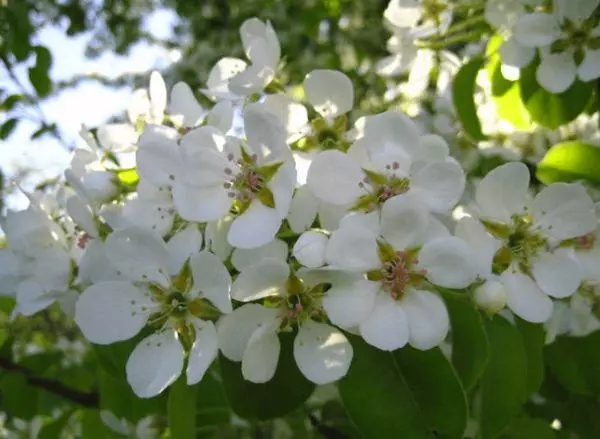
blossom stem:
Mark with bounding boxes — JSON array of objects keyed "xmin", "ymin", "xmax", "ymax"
[
  {"xmin": 416, "ymin": 30, "xmax": 486, "ymax": 49},
  {"xmin": 443, "ymin": 14, "xmax": 487, "ymax": 36}
]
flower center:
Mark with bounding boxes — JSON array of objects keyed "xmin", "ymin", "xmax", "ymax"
[
  {"xmin": 352, "ymin": 168, "xmax": 411, "ymax": 212},
  {"xmin": 368, "ymin": 248, "xmax": 426, "ymax": 300},
  {"xmin": 224, "ymin": 152, "xmax": 264, "ymax": 202},
  {"xmin": 490, "ymin": 214, "xmax": 547, "ymax": 274}
]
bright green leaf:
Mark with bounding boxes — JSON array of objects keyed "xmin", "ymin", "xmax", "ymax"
[
  {"xmin": 219, "ymin": 332, "xmax": 315, "ymax": 420},
  {"xmin": 479, "ymin": 316, "xmax": 528, "ymax": 439},
  {"xmin": 519, "ymin": 59, "xmax": 594, "ymax": 129},
  {"xmin": 452, "ymin": 56, "xmax": 488, "ymax": 141},
  {"xmin": 443, "ymin": 293, "xmax": 489, "ymax": 390},
  {"xmin": 168, "ymin": 375, "xmax": 197, "ymax": 439},
  {"xmin": 393, "ymin": 346, "xmax": 468, "ymax": 438},
  {"xmin": 115, "ymin": 168, "xmax": 140, "ymax": 189},
  {"xmin": 338, "ymin": 335, "xmax": 429, "ymax": 439},
  {"xmin": 537, "ymin": 141, "xmax": 600, "ymax": 186}
]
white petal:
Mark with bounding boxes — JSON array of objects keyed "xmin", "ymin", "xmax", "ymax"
[
  {"xmin": 304, "ymin": 69, "xmax": 353, "ymax": 118},
  {"xmin": 15, "ymin": 281, "xmax": 55, "ymax": 316},
  {"xmin": 578, "ymin": 49, "xmax": 600, "ymax": 82},
  {"xmin": 384, "ymin": 0, "xmax": 420, "ymax": 28},
  {"xmin": 532, "ymin": 251, "xmax": 582, "ymax": 298},
  {"xmin": 410, "ymin": 159, "xmax": 465, "ymax": 213},
  {"xmin": 418, "ymin": 237, "xmax": 478, "ymax": 288},
  {"xmin": 474, "ymin": 280, "xmax": 508, "ymax": 314},
  {"xmin": 241, "ymin": 322, "xmax": 281, "ymax": 383},
  {"xmin": 137, "ymin": 125, "xmax": 181, "ymax": 187},
  {"xmin": 536, "ymin": 51, "xmax": 577, "ymax": 94},
  {"xmin": 0, "ymin": 249, "xmax": 20, "ymax": 294},
  {"xmin": 205, "ymin": 215, "xmax": 234, "ymax": 261},
  {"xmin": 501, "ymin": 269, "xmax": 553, "ymax": 323},
  {"xmin": 244, "ymin": 103, "xmax": 288, "ymax": 157},
  {"xmin": 204, "ymin": 57, "xmax": 247, "ymax": 100},
  {"xmin": 307, "ymin": 150, "xmax": 363, "ymax": 205},
  {"xmin": 380, "ymin": 195, "xmax": 429, "ymax": 249},
  {"xmin": 288, "ymin": 185, "xmax": 319, "ymax": 233},
  {"xmin": 475, "ymin": 162, "xmax": 530, "ymax": 223},
  {"xmin": 240, "ymin": 18, "xmax": 280, "ymax": 68},
  {"xmin": 75, "ymin": 281, "xmax": 156, "ymax": 344},
  {"xmin": 454, "ymin": 216, "xmax": 501, "ymax": 278},
  {"xmin": 232, "ymin": 239, "xmax": 288, "ymax": 271},
  {"xmin": 105, "ymin": 228, "xmax": 170, "ymax": 285},
  {"xmin": 500, "ymin": 38, "xmax": 535, "ymax": 68},
  {"xmin": 359, "ymin": 293, "xmax": 409, "ymax": 351},
  {"xmin": 322, "ymin": 279, "xmax": 378, "ymax": 328},
  {"xmin": 269, "ymin": 160, "xmax": 297, "ymax": 218},
  {"xmin": 149, "ymin": 71, "xmax": 167, "ymax": 122},
  {"xmin": 530, "ymin": 183, "xmax": 596, "ymax": 240},
  {"xmin": 217, "ymin": 304, "xmax": 280, "ymax": 361},
  {"xmin": 415, "ymin": 134, "xmax": 449, "ymax": 163},
  {"xmin": 206, "ymin": 100, "xmax": 234, "ymax": 132},
  {"xmin": 401, "ymin": 289, "xmax": 450, "ymax": 350},
  {"xmin": 293, "ymin": 231, "xmax": 328, "ymax": 268},
  {"xmin": 554, "ymin": 0, "xmax": 600, "ymax": 22},
  {"xmin": 294, "ymin": 321, "xmax": 353, "ymax": 384},
  {"xmin": 485, "ymin": 0, "xmax": 524, "ymax": 30},
  {"xmin": 228, "ymin": 64, "xmax": 274, "ymax": 95},
  {"xmin": 166, "ymin": 225, "xmax": 203, "ymax": 275},
  {"xmin": 231, "ymin": 259, "xmax": 289, "ymax": 302},
  {"xmin": 575, "ymin": 244, "xmax": 600, "ymax": 283},
  {"xmin": 97, "ymin": 123, "xmax": 138, "ymax": 153},
  {"xmin": 172, "ymin": 183, "xmax": 231, "ymax": 223},
  {"xmin": 78, "ymin": 240, "xmax": 125, "ymax": 284},
  {"xmin": 186, "ymin": 320, "xmax": 218, "ymax": 384},
  {"xmin": 126, "ymin": 330, "xmax": 184, "ymax": 398},
  {"xmin": 168, "ymin": 82, "xmax": 205, "ymax": 127},
  {"xmin": 353, "ymin": 111, "xmax": 421, "ymax": 159},
  {"xmin": 325, "ymin": 223, "xmax": 380, "ymax": 271},
  {"xmin": 261, "ymin": 94, "xmax": 309, "ymax": 143},
  {"xmin": 227, "ymin": 202, "xmax": 282, "ymax": 249},
  {"xmin": 189, "ymin": 251, "xmax": 232, "ymax": 313},
  {"xmin": 514, "ymin": 13, "xmax": 561, "ymax": 47},
  {"xmin": 121, "ymin": 195, "xmax": 174, "ymax": 237}
]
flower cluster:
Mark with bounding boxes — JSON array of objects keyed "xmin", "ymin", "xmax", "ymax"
[{"xmin": 1, "ymin": 11, "xmax": 600, "ymax": 402}]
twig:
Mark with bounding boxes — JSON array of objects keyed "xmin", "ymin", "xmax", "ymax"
[{"xmin": 0, "ymin": 355, "xmax": 99, "ymax": 408}]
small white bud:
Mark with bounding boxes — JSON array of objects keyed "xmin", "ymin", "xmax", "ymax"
[{"xmin": 474, "ymin": 280, "xmax": 507, "ymax": 315}]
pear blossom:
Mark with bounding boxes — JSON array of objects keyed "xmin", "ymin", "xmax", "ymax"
[
  {"xmin": 321, "ymin": 196, "xmax": 477, "ymax": 351},
  {"xmin": 458, "ymin": 162, "xmax": 597, "ymax": 323},
  {"xmin": 307, "ymin": 111, "xmax": 465, "ymax": 215},
  {"xmin": 218, "ymin": 248, "xmax": 353, "ymax": 385},
  {"xmin": 74, "ymin": 227, "xmax": 231, "ymax": 397}
]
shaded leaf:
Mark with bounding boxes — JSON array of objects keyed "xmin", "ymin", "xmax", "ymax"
[{"xmin": 453, "ymin": 56, "xmax": 488, "ymax": 141}]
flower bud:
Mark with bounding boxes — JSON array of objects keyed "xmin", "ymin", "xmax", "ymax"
[{"xmin": 474, "ymin": 280, "xmax": 507, "ymax": 315}]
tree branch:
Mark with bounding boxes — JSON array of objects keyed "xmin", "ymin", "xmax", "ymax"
[{"xmin": 0, "ymin": 356, "xmax": 99, "ymax": 408}]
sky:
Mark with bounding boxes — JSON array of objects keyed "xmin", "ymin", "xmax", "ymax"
[{"xmin": 0, "ymin": 8, "xmax": 180, "ymax": 209}]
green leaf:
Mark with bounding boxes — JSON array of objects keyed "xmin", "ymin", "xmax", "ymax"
[
  {"xmin": 30, "ymin": 123, "xmax": 57, "ymax": 140},
  {"xmin": 0, "ymin": 118, "xmax": 19, "ymax": 140},
  {"xmin": 519, "ymin": 58, "xmax": 594, "ymax": 129},
  {"xmin": 515, "ymin": 318, "xmax": 545, "ymax": 397},
  {"xmin": 537, "ymin": 141, "xmax": 600, "ymax": 186},
  {"xmin": 28, "ymin": 46, "xmax": 53, "ymax": 97},
  {"xmin": 168, "ymin": 375, "xmax": 198, "ymax": 439},
  {"xmin": 506, "ymin": 417, "xmax": 557, "ymax": 439},
  {"xmin": 0, "ymin": 372, "xmax": 39, "ymax": 419},
  {"xmin": 485, "ymin": 35, "xmax": 532, "ymax": 130},
  {"xmin": 81, "ymin": 409, "xmax": 118, "ymax": 439},
  {"xmin": 544, "ymin": 331, "xmax": 600, "ymax": 396},
  {"xmin": 338, "ymin": 335, "xmax": 429, "ymax": 439},
  {"xmin": 452, "ymin": 56, "xmax": 488, "ymax": 141},
  {"xmin": 219, "ymin": 332, "xmax": 315, "ymax": 420},
  {"xmin": 479, "ymin": 316, "xmax": 528, "ymax": 439},
  {"xmin": 39, "ymin": 410, "xmax": 74, "ymax": 439},
  {"xmin": 393, "ymin": 346, "xmax": 468, "ymax": 438},
  {"xmin": 0, "ymin": 94, "xmax": 24, "ymax": 112},
  {"xmin": 443, "ymin": 293, "xmax": 489, "ymax": 390},
  {"xmin": 195, "ymin": 370, "xmax": 231, "ymax": 434}
]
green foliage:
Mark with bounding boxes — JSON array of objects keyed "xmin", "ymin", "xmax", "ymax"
[
  {"xmin": 519, "ymin": 58, "xmax": 594, "ymax": 130},
  {"xmin": 537, "ymin": 141, "xmax": 600, "ymax": 186},
  {"xmin": 479, "ymin": 316, "xmax": 529, "ymax": 439},
  {"xmin": 453, "ymin": 56, "xmax": 488, "ymax": 141},
  {"xmin": 168, "ymin": 375, "xmax": 198, "ymax": 439}
]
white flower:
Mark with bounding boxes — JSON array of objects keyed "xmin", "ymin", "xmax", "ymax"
[
  {"xmin": 219, "ymin": 254, "xmax": 353, "ymax": 384},
  {"xmin": 307, "ymin": 111, "xmax": 465, "ymax": 215},
  {"xmin": 204, "ymin": 18, "xmax": 281, "ymax": 98},
  {"xmin": 128, "ymin": 70, "xmax": 167, "ymax": 126},
  {"xmin": 321, "ymin": 196, "xmax": 477, "ymax": 351},
  {"xmin": 74, "ymin": 228, "xmax": 230, "ymax": 397},
  {"xmin": 513, "ymin": 8, "xmax": 600, "ymax": 92},
  {"xmin": 459, "ymin": 162, "xmax": 597, "ymax": 323},
  {"xmin": 384, "ymin": 0, "xmax": 453, "ymax": 37}
]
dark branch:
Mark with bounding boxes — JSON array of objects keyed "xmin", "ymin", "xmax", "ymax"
[{"xmin": 0, "ymin": 356, "xmax": 99, "ymax": 408}]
